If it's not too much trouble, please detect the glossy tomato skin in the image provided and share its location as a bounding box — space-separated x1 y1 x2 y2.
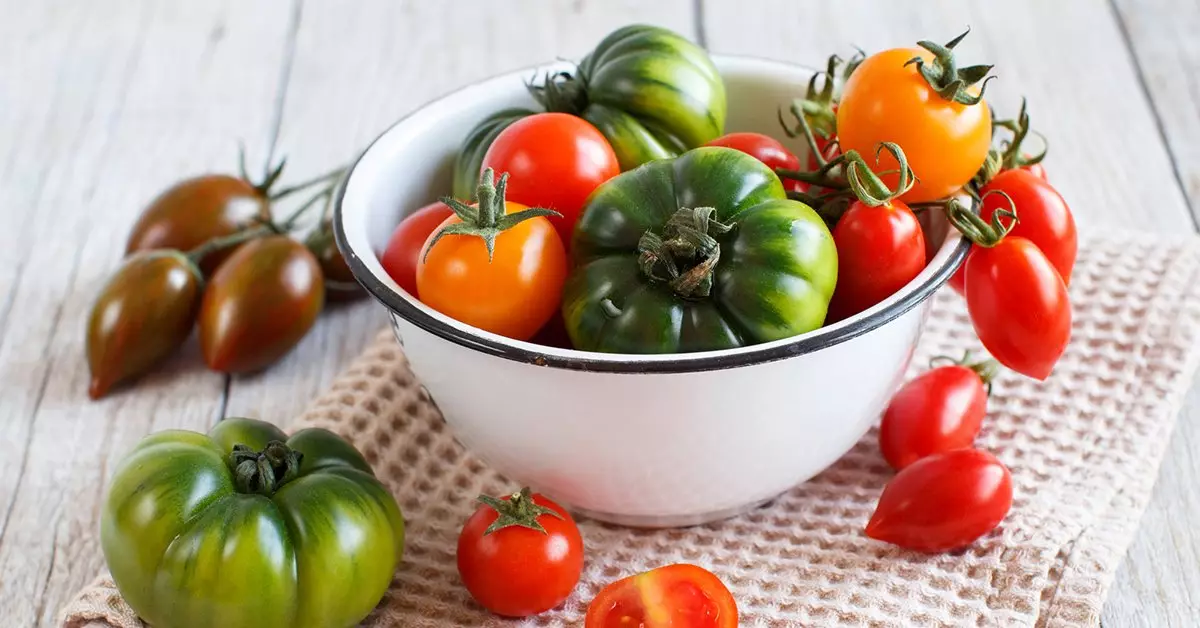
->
705 132 803 193
965 237 1071 380
199 236 324 373
1021 162 1047 180
949 169 1076 294
482 113 619 245
126 175 269 274
380 201 455 296
566 147 837 353
879 365 988 470
827 200 926 321
86 251 203 399
585 564 738 628
417 202 567 341
867 448 1012 553
102 418 404 628
837 48 992 203
457 492 583 617
452 108 535 201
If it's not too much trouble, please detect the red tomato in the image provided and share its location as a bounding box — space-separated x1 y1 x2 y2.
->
482 112 620 245
965 237 1071 380
827 200 926 321
706 132 803 193
457 488 584 617
866 448 1013 553
585 564 738 628
879 359 995 470
380 201 454 295
949 169 1075 294
1020 161 1047 180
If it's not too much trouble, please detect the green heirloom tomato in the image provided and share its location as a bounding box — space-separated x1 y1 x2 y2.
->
101 418 404 628
564 146 838 353
451 24 725 189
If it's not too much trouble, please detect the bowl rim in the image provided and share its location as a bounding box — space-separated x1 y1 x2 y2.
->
334 53 972 374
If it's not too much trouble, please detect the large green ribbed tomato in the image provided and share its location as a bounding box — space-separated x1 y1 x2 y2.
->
452 24 726 194
101 418 404 628
564 147 838 353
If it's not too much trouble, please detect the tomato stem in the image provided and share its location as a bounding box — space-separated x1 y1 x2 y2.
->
843 143 916 207
904 28 995 106
268 165 347 202
637 206 732 299
529 68 590 117
185 225 272 267
425 169 561 262
229 441 304 496
477 487 563 535
930 350 1001 392
996 98 1048 171
943 192 1017 247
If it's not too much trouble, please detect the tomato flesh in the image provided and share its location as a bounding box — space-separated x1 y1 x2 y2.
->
586 564 737 628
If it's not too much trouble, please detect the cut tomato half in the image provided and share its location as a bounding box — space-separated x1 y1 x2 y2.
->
585 564 738 628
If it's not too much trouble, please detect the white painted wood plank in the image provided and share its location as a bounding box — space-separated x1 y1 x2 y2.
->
701 1 1200 623
222 0 701 421
0 1 292 624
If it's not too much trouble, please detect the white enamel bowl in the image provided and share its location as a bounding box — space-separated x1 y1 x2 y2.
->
334 55 968 527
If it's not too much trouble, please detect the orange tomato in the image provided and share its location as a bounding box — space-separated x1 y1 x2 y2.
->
837 48 992 203
416 200 566 341
585 564 738 628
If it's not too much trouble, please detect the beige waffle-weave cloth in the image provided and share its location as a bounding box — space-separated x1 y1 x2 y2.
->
60 233 1200 627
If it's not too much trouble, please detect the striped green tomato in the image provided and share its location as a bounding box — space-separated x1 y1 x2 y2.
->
564 147 838 353
100 418 404 628
452 24 725 195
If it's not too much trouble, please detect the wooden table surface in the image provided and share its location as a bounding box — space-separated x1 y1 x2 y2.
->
2 1 1197 625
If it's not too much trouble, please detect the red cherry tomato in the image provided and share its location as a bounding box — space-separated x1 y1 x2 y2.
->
380 201 455 296
482 112 620 245
827 200 926 321
457 488 583 617
866 448 1013 553
965 237 1071 380
706 132 803 193
1020 161 1047 180
950 169 1075 294
879 358 995 470
585 564 738 628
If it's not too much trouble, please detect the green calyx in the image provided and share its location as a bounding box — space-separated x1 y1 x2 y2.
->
931 350 1001 394
477 487 564 535
230 441 304 496
637 206 733 299
904 28 995 106
424 169 561 262
843 142 916 207
945 189 1018 247
971 148 1003 189
528 69 590 117
996 97 1047 170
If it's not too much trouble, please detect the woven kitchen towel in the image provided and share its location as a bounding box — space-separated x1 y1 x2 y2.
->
61 233 1200 628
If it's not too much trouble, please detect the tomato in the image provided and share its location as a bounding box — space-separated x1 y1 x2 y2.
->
102 418 404 628
126 174 269 274
306 218 364 302
585 564 738 628
417 170 567 341
380 201 455 296
1019 161 1046 180
565 147 837 353
453 108 535 201
481 112 620 244
86 251 203 399
705 132 803 193
199 236 324 373
867 448 1012 553
457 488 583 617
837 35 993 203
949 170 1076 294
878 357 996 470
965 236 1071 380
827 199 925 321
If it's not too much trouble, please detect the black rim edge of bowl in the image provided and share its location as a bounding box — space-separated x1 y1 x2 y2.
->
333 56 974 375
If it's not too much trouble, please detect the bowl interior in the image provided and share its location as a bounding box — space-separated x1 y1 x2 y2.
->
336 55 966 369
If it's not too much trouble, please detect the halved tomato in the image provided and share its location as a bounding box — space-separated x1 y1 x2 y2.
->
585 564 737 628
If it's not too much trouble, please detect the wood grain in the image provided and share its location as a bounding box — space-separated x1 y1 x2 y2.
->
699 1 1200 623
0 1 292 624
